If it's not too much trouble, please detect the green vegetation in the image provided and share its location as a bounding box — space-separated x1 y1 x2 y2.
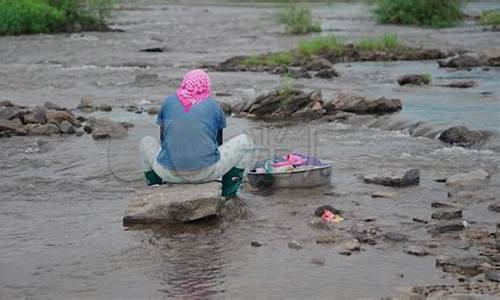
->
0 0 116 35
277 3 321 35
374 0 464 28
480 10 500 26
357 34 400 51
242 52 294 66
422 74 432 83
298 35 344 56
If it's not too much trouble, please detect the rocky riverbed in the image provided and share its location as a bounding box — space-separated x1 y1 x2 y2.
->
1 1 500 299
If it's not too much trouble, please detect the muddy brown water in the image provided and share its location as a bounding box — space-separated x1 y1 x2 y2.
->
1 1 500 299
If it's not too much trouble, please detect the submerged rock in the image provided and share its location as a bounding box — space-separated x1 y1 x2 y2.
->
431 210 463 220
445 169 489 187
429 222 465 234
27 123 60 136
397 74 431 86
487 203 500 213
122 182 222 225
405 245 429 256
332 93 402 115
438 54 482 68
338 239 360 255
485 270 500 282
362 169 420 187
442 80 478 89
250 241 262 247
86 117 128 140
288 240 303 250
439 126 485 147
383 232 409 242
436 256 485 276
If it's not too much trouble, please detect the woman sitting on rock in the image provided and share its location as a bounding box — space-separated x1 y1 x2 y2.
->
140 69 254 198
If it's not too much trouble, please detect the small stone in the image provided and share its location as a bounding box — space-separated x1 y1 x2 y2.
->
371 191 398 198
139 47 168 53
485 270 500 282
397 74 431 86
288 240 303 250
316 236 336 245
443 80 477 89
310 257 326 266
339 239 360 255
22 107 47 124
147 107 159 115
431 210 463 220
405 245 429 256
0 118 23 134
250 241 262 247
383 232 409 242
437 256 485 276
487 203 500 213
314 205 342 217
45 110 78 126
78 97 96 112
429 222 464 234
99 104 112 112
59 121 75 134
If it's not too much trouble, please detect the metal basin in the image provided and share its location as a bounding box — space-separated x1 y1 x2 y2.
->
247 162 333 190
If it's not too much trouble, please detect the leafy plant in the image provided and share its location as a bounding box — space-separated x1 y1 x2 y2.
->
0 0 65 35
277 3 321 35
374 0 464 28
480 10 500 26
357 34 400 51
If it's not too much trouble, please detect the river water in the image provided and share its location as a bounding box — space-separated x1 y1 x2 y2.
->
1 1 499 299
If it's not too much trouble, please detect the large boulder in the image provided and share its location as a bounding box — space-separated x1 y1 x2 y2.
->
332 94 402 114
439 126 485 147
123 182 222 225
362 169 420 187
445 169 489 187
85 117 128 140
22 107 47 124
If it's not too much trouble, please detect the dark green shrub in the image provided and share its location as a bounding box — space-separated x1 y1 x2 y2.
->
277 4 321 35
374 0 464 28
0 0 65 34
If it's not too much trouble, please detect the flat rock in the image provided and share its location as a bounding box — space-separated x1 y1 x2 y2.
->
123 182 222 225
0 118 23 133
86 117 128 140
22 107 47 124
406 245 429 256
439 126 485 147
437 255 485 276
485 270 500 282
28 123 60 136
333 93 402 115
431 210 463 220
44 101 66 111
339 239 360 255
397 74 431 86
487 203 500 213
442 80 478 89
383 232 409 242
429 222 465 234
363 169 420 187
0 106 18 120
445 169 489 187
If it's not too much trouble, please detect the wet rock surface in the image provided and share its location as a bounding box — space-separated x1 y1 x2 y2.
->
436 256 486 276
383 232 409 242
330 93 402 115
439 126 486 147
445 169 490 187
362 168 420 187
397 74 431 86
123 182 222 225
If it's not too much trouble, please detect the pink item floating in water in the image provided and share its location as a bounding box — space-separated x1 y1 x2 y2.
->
176 69 212 112
321 210 344 223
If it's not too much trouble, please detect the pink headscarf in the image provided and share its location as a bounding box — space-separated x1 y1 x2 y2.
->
176 69 212 112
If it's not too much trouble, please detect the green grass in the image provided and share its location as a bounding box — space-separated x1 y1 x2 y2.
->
374 0 464 28
0 0 116 35
480 10 500 26
277 3 321 35
357 34 400 51
241 52 294 66
297 35 344 56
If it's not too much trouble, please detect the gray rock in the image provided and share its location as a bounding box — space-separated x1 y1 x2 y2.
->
442 80 478 89
445 169 489 187
488 203 500 213
405 245 429 256
439 126 485 147
0 100 14 107
22 107 47 124
45 110 78 126
288 240 303 250
28 123 60 136
339 239 360 255
383 232 409 242
431 202 456 209
315 68 339 79
99 104 112 112
86 117 128 140
0 106 18 120
78 97 96 112
43 101 65 111
371 191 398 198
429 222 465 234
437 256 485 276
250 241 262 247
316 235 336 245
123 182 222 225
59 121 75 134
438 54 481 68
0 118 23 134
431 210 462 220
485 270 500 282
333 93 402 115
363 169 420 187
397 74 431 86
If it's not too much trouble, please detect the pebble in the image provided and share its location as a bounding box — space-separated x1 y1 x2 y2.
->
250 241 262 247
383 232 409 242
288 240 303 250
